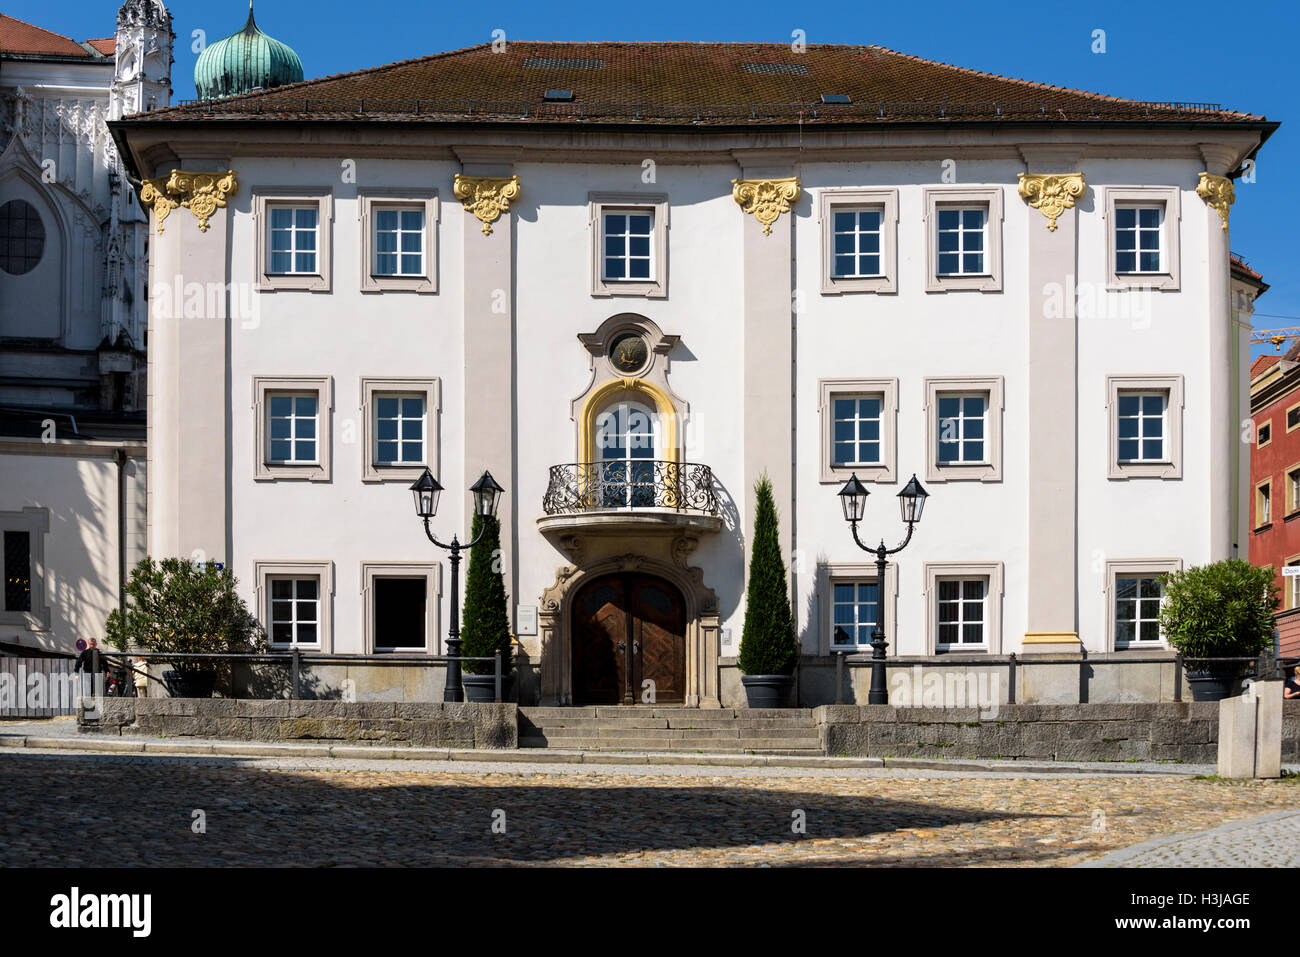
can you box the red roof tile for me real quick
[86,37,116,57]
[0,13,91,57]
[136,41,1269,126]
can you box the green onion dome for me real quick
[194,3,303,100]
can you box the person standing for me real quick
[73,638,106,698]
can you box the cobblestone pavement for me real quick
[1079,807,1300,868]
[2,749,1298,867]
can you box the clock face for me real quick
[609,334,649,374]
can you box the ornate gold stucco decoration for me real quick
[1017,172,1086,231]
[453,174,521,235]
[731,177,801,235]
[1196,172,1235,231]
[140,170,238,233]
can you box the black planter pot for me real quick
[162,669,217,699]
[1185,668,1244,702]
[462,673,512,703]
[740,674,794,709]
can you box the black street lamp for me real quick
[837,472,929,705]
[410,467,505,702]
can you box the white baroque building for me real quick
[111,42,1274,706]
[0,2,172,655]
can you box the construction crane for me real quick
[1252,328,1300,351]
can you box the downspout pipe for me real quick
[114,448,127,618]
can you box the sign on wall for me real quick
[516,605,538,636]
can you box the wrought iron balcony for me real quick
[542,460,718,515]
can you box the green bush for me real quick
[1157,559,1278,660]
[105,557,266,678]
[459,513,513,677]
[737,475,798,676]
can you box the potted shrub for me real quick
[106,557,266,698]
[459,513,513,702]
[737,475,799,708]
[1158,559,1278,702]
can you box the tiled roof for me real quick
[1252,354,1280,378]
[137,41,1268,126]
[1231,252,1265,283]
[0,14,112,59]
[86,37,116,57]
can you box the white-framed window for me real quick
[816,561,897,655]
[253,189,333,291]
[1114,205,1163,274]
[1286,465,1300,517]
[1106,375,1183,480]
[923,188,1003,292]
[268,205,319,275]
[925,376,1003,482]
[819,188,898,294]
[588,193,668,298]
[361,562,440,654]
[936,207,986,276]
[360,377,440,483]
[924,562,1003,654]
[596,400,658,507]
[1286,557,1300,610]
[359,190,438,293]
[253,376,333,481]
[819,378,898,484]
[268,576,321,647]
[1104,186,1180,290]
[936,577,988,650]
[1116,391,1167,464]
[1104,559,1180,651]
[266,393,319,465]
[602,210,654,282]
[374,394,425,465]
[374,207,425,277]
[255,560,334,652]
[937,393,988,466]
[832,209,883,278]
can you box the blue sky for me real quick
[21,0,1299,354]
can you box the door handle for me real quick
[617,641,626,654]
[633,640,641,655]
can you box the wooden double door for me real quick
[572,573,686,705]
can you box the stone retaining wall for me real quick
[815,702,1300,763]
[79,698,517,749]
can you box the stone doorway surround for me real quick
[536,522,722,707]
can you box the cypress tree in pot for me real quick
[458,513,514,702]
[737,475,799,708]
[1157,559,1278,701]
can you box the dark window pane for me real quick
[3,531,31,612]
[375,578,427,649]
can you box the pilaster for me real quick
[456,150,519,628]
[1020,157,1083,652]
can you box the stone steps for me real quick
[518,706,822,753]
[519,735,824,753]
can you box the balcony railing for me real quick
[542,460,717,515]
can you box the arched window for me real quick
[595,400,657,507]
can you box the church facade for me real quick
[0,2,173,655]
[111,41,1274,705]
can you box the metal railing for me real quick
[833,651,1296,705]
[542,460,717,515]
[96,649,507,702]
[172,97,1237,123]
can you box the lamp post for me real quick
[410,467,505,702]
[837,472,929,705]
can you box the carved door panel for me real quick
[630,578,686,705]
[571,574,686,706]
